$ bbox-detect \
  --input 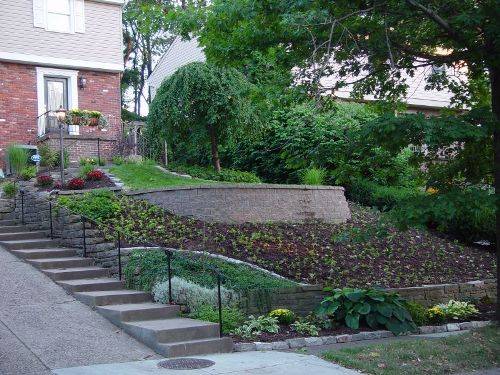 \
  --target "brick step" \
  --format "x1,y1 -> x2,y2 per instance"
12,248 -> 77,259
157,337 -> 233,358
57,278 -> 125,293
27,257 -> 93,270
97,303 -> 180,324
0,231 -> 47,241
0,238 -> 57,250
122,318 -> 220,345
0,225 -> 26,234
43,266 -> 110,281
74,290 -> 152,307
